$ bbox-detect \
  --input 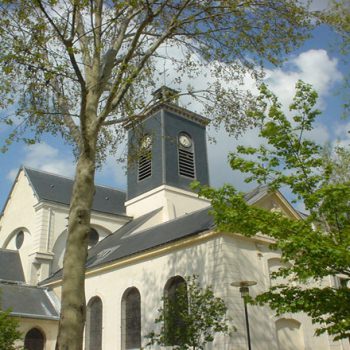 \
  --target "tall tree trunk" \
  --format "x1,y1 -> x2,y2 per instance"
56,146 -> 96,350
